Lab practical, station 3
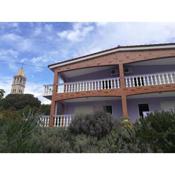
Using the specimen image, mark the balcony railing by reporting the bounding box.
[43,77,120,95]
[43,84,53,96]
[62,77,120,93]
[40,115,50,127]
[40,114,73,127]
[43,71,175,96]
[125,71,175,88]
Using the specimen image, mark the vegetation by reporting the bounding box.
[133,111,175,152]
[0,109,39,152]
[0,89,5,99]
[0,107,174,153]
[69,111,118,139]
[39,104,51,115]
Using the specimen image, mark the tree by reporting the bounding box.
[39,104,51,115]
[0,89,5,100]
[0,94,41,111]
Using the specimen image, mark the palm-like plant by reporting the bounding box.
[0,89,5,99]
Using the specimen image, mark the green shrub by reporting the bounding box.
[30,128,72,153]
[39,104,51,115]
[69,111,118,139]
[134,111,175,153]
[70,134,99,153]
[0,110,39,152]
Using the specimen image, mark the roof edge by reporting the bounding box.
[48,43,175,69]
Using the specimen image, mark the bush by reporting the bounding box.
[70,134,99,153]
[39,104,51,115]
[133,111,175,153]
[0,109,39,152]
[30,127,72,153]
[69,111,118,139]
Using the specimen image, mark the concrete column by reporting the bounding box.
[121,95,128,118]
[119,64,125,88]
[49,71,59,127]
[119,64,129,118]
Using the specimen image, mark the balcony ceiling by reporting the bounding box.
[62,65,115,78]
[130,57,175,66]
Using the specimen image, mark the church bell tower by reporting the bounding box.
[11,67,26,94]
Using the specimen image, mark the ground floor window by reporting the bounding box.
[138,104,149,117]
[103,105,112,114]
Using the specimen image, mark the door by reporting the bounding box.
[138,104,149,117]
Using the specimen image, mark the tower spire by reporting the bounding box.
[17,67,25,76]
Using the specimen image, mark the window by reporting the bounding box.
[138,104,149,117]
[103,105,112,114]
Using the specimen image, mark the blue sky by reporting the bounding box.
[1,22,175,103]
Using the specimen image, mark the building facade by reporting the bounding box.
[11,68,26,94]
[43,43,175,127]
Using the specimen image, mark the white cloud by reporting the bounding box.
[29,49,69,72]
[70,23,175,59]
[18,39,33,52]
[33,27,42,36]
[44,24,53,32]
[1,33,22,42]
[0,76,12,96]
[93,23,175,47]
[57,23,94,42]
[0,23,20,32]
[25,82,51,104]
[0,49,18,58]
[1,33,34,52]
[0,49,19,70]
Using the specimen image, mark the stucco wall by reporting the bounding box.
[62,99,122,120]
[127,96,175,122]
